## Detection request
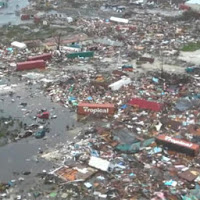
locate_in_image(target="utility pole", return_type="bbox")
[54,33,62,51]
[160,48,164,78]
[117,52,121,70]
[159,48,165,113]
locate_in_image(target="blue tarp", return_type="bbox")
[152,77,159,83]
[68,96,76,101]
[87,96,93,101]
[120,104,127,109]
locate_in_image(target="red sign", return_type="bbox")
[78,103,115,115]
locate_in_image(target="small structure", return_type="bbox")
[110,16,129,24]
[109,77,131,91]
[11,41,27,49]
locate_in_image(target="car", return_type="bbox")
[35,126,46,139]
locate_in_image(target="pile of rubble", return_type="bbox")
[1,0,200,199]
[35,69,200,199]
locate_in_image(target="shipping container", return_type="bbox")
[77,102,115,115]
[28,53,52,61]
[139,57,154,63]
[16,60,46,71]
[156,135,199,156]
[128,98,163,112]
[66,51,94,59]
[122,65,133,72]
[179,4,191,10]
[61,46,81,53]
[21,14,30,20]
[116,25,136,31]
[34,16,41,24]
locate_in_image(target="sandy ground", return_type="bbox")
[140,59,185,73]
[179,50,200,66]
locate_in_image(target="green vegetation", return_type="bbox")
[182,41,200,52]
[0,183,7,193]
[0,131,5,138]
[181,10,200,20]
[0,24,75,45]
[0,117,23,143]
[167,10,200,22]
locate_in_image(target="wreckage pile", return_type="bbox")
[1,39,200,199]
[35,69,200,199]
[41,122,200,199]
[1,0,200,199]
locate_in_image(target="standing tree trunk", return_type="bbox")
[54,33,62,52]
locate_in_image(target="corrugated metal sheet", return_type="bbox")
[88,156,112,172]
[53,165,97,182]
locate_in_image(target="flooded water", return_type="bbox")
[0,78,78,181]
[0,0,29,26]
[0,0,81,182]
